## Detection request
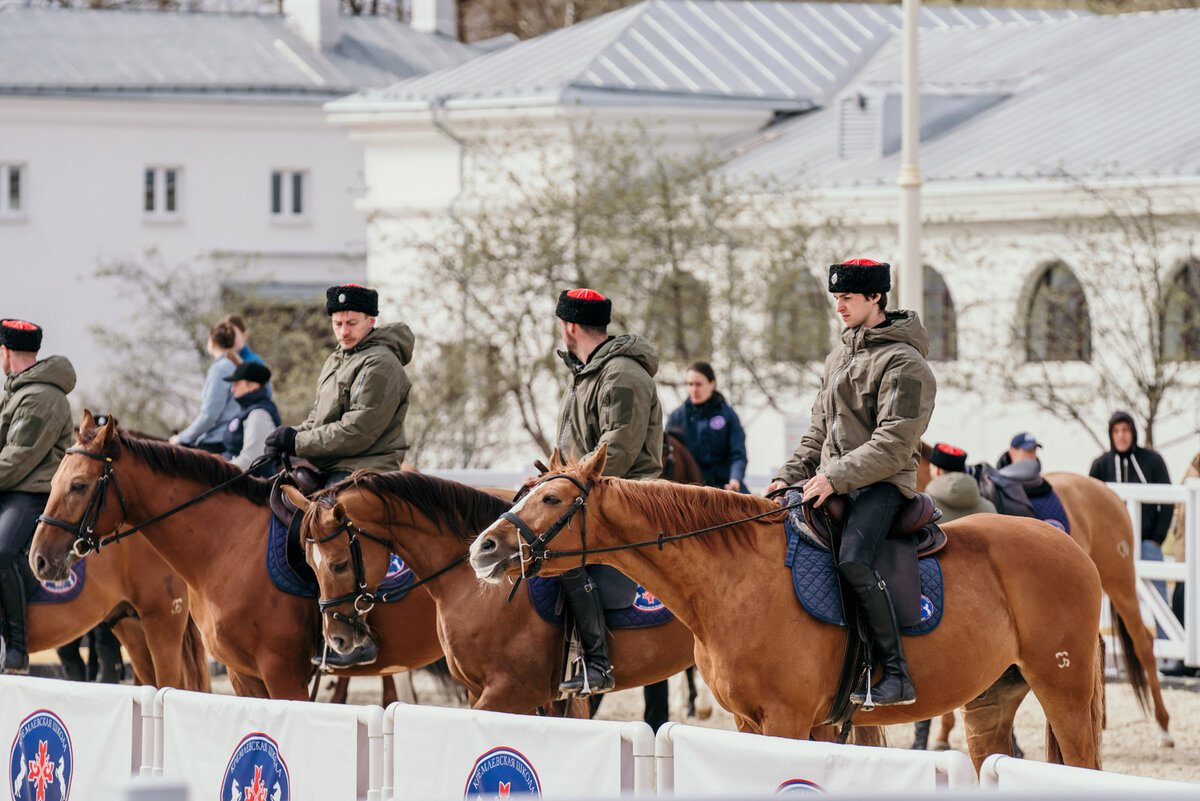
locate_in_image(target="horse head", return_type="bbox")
[469,443,608,583]
[30,409,124,582]
[288,482,392,657]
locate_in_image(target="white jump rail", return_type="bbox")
[980,754,1200,792]
[655,722,976,794]
[1107,478,1200,667]
[2,674,156,796]
[385,702,654,800]
[152,687,384,800]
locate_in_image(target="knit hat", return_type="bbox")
[224,361,272,385]
[0,319,42,352]
[326,284,379,317]
[930,443,967,473]
[828,259,892,295]
[555,288,612,328]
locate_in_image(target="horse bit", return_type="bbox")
[499,473,593,577]
[37,447,129,558]
[307,496,399,635]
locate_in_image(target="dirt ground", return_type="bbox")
[267,669,1200,785]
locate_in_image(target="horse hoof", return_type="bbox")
[931,741,950,752]
[1159,730,1175,749]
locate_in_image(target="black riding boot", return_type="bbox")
[841,562,915,708]
[558,570,615,695]
[311,635,378,669]
[911,719,931,750]
[57,638,87,682]
[0,564,29,674]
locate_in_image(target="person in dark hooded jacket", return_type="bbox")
[1089,411,1172,635]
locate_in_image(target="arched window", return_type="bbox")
[1025,262,1091,362]
[1164,260,1200,361]
[766,267,831,362]
[645,271,712,362]
[923,265,957,361]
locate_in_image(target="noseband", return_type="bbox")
[308,496,400,636]
[500,473,593,577]
[37,448,128,557]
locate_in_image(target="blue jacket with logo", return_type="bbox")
[666,393,747,489]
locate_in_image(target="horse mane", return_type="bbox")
[598,477,782,550]
[327,470,512,544]
[83,428,273,505]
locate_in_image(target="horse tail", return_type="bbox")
[180,614,210,693]
[848,725,887,747]
[1111,600,1150,720]
[1044,636,1105,767]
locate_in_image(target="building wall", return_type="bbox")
[0,95,368,402]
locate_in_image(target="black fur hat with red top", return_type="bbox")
[0,319,42,352]
[828,259,892,295]
[555,288,612,328]
[930,443,967,473]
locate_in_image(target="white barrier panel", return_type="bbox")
[980,754,1199,792]
[656,722,976,795]
[1,675,155,799]
[154,687,384,801]
[386,702,654,800]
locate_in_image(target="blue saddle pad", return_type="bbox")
[29,560,86,605]
[265,513,414,602]
[527,576,675,630]
[784,518,943,636]
[1030,491,1071,535]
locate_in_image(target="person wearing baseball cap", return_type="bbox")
[263,283,414,668]
[221,361,280,478]
[0,319,76,672]
[529,288,664,697]
[765,259,936,708]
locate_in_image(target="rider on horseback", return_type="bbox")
[765,260,935,707]
[0,320,76,673]
[523,288,664,695]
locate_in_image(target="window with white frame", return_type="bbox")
[144,166,183,217]
[0,164,25,215]
[270,169,307,219]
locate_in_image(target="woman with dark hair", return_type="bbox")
[666,361,749,492]
[170,320,242,454]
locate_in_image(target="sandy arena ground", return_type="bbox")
[225,669,1200,785]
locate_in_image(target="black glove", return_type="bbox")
[264,425,298,457]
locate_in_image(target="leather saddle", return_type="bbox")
[800,491,947,558]
[268,459,326,578]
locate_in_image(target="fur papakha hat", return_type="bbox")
[0,319,42,352]
[326,284,379,317]
[555,288,612,328]
[828,259,892,295]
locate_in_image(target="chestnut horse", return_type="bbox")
[469,445,1106,771]
[28,412,443,700]
[24,535,208,691]
[918,443,1172,748]
[287,470,697,714]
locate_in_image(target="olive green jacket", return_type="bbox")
[0,356,76,493]
[555,335,664,480]
[295,323,414,474]
[774,311,936,498]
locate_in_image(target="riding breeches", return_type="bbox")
[0,492,48,570]
[836,483,906,569]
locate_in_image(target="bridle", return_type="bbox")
[307,496,468,635]
[498,473,593,578]
[37,448,128,557]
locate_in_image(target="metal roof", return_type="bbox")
[333,0,1081,113]
[722,9,1200,184]
[0,6,481,99]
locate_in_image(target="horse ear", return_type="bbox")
[282,485,311,512]
[95,413,117,447]
[548,448,564,471]
[80,409,96,434]
[580,442,608,479]
[332,502,349,521]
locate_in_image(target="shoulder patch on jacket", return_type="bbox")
[894,376,923,419]
[10,414,43,447]
[605,386,636,428]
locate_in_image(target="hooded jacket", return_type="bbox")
[1088,411,1172,544]
[0,355,76,493]
[666,393,747,488]
[556,335,663,480]
[926,470,997,523]
[774,310,937,498]
[295,322,414,474]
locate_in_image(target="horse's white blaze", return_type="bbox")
[480,492,529,538]
[311,544,324,569]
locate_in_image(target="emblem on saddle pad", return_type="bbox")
[385,554,410,581]
[38,572,78,596]
[464,746,541,799]
[920,595,934,622]
[776,779,824,794]
[220,734,290,801]
[9,710,73,801]
[632,587,666,613]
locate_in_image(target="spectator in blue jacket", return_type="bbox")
[170,320,241,454]
[666,361,748,492]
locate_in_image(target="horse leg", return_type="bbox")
[1106,587,1173,746]
[110,618,154,686]
[258,657,311,701]
[933,710,956,750]
[382,676,398,706]
[959,667,1030,772]
[228,669,269,698]
[1019,640,1104,770]
[330,677,350,704]
[137,611,186,690]
[55,638,87,682]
